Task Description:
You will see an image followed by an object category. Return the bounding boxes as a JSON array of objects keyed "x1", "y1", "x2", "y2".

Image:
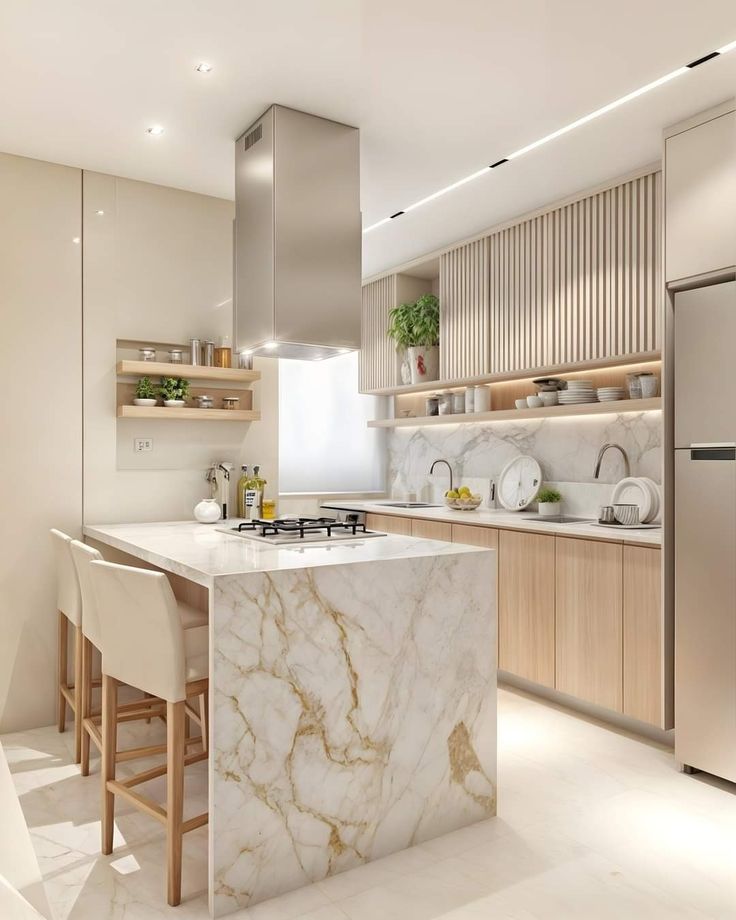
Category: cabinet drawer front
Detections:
[
  {"x1": 556, "y1": 536, "x2": 623, "y2": 711},
  {"x1": 365, "y1": 513, "x2": 412, "y2": 536},
  {"x1": 498, "y1": 530, "x2": 555, "y2": 687},
  {"x1": 451, "y1": 524, "x2": 498, "y2": 549},
  {"x1": 623, "y1": 545, "x2": 663, "y2": 726},
  {"x1": 411, "y1": 519, "x2": 452, "y2": 542}
]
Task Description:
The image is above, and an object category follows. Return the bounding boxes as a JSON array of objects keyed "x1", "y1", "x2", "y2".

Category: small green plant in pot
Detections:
[
  {"x1": 387, "y1": 293, "x2": 440, "y2": 384},
  {"x1": 159, "y1": 377, "x2": 190, "y2": 407},
  {"x1": 536, "y1": 487, "x2": 562, "y2": 517},
  {"x1": 133, "y1": 376, "x2": 158, "y2": 407}
]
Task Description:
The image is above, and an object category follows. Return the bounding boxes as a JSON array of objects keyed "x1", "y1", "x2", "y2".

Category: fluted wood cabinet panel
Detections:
[
  {"x1": 359, "y1": 275, "x2": 398, "y2": 392},
  {"x1": 440, "y1": 238, "x2": 490, "y2": 378},
  {"x1": 489, "y1": 217, "x2": 548, "y2": 373},
  {"x1": 548, "y1": 171, "x2": 661, "y2": 365}
]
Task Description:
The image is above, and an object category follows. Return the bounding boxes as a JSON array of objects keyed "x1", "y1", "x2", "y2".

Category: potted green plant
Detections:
[
  {"x1": 159, "y1": 376, "x2": 190, "y2": 407},
  {"x1": 133, "y1": 376, "x2": 158, "y2": 407},
  {"x1": 387, "y1": 293, "x2": 440, "y2": 384},
  {"x1": 536, "y1": 487, "x2": 562, "y2": 517}
]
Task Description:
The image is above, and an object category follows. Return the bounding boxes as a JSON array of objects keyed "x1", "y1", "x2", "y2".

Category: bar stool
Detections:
[
  {"x1": 70, "y1": 540, "x2": 209, "y2": 777},
  {"x1": 50, "y1": 529, "x2": 83, "y2": 763},
  {"x1": 90, "y1": 559, "x2": 209, "y2": 907}
]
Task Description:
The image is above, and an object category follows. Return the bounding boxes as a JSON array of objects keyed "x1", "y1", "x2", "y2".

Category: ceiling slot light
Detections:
[
  {"x1": 686, "y1": 51, "x2": 720, "y2": 68},
  {"x1": 195, "y1": 62, "x2": 212, "y2": 73},
  {"x1": 363, "y1": 37, "x2": 736, "y2": 234},
  {"x1": 146, "y1": 125, "x2": 165, "y2": 136}
]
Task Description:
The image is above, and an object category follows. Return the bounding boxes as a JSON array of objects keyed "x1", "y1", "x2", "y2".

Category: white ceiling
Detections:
[{"x1": 1, "y1": 1, "x2": 736, "y2": 277}]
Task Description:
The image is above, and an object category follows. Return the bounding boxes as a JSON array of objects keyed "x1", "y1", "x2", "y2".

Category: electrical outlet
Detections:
[{"x1": 134, "y1": 438, "x2": 153, "y2": 453}]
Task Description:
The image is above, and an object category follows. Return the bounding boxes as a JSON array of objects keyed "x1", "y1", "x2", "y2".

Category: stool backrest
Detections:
[
  {"x1": 89, "y1": 560, "x2": 187, "y2": 702},
  {"x1": 69, "y1": 541, "x2": 103, "y2": 649},
  {"x1": 49, "y1": 529, "x2": 82, "y2": 627}
]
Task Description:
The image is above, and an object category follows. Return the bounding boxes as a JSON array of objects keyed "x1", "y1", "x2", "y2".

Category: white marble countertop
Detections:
[
  {"x1": 322, "y1": 500, "x2": 662, "y2": 546},
  {"x1": 83, "y1": 520, "x2": 486, "y2": 586}
]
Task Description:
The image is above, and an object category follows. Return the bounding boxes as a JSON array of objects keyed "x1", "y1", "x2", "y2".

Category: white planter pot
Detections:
[
  {"x1": 194, "y1": 499, "x2": 221, "y2": 523},
  {"x1": 133, "y1": 398, "x2": 157, "y2": 407},
  {"x1": 406, "y1": 345, "x2": 439, "y2": 384},
  {"x1": 163, "y1": 399, "x2": 186, "y2": 407},
  {"x1": 537, "y1": 501, "x2": 561, "y2": 517}
]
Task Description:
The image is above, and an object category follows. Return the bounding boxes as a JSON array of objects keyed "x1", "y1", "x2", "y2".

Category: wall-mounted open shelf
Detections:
[
  {"x1": 117, "y1": 405, "x2": 260, "y2": 422},
  {"x1": 368, "y1": 397, "x2": 661, "y2": 428},
  {"x1": 116, "y1": 360, "x2": 260, "y2": 384}
]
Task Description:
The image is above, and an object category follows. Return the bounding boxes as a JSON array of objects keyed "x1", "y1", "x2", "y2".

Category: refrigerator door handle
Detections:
[{"x1": 689, "y1": 447, "x2": 736, "y2": 461}]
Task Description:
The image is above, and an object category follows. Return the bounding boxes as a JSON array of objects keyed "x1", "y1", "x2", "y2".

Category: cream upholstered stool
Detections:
[
  {"x1": 90, "y1": 559, "x2": 208, "y2": 907},
  {"x1": 50, "y1": 529, "x2": 83, "y2": 763}
]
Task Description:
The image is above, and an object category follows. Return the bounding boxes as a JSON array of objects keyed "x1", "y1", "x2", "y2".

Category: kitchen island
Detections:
[{"x1": 84, "y1": 521, "x2": 497, "y2": 917}]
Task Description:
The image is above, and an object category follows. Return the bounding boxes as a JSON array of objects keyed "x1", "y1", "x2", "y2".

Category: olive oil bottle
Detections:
[{"x1": 237, "y1": 465, "x2": 249, "y2": 519}]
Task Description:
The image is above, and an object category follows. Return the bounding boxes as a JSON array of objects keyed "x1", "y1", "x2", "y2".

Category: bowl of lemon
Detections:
[{"x1": 445, "y1": 486, "x2": 483, "y2": 511}]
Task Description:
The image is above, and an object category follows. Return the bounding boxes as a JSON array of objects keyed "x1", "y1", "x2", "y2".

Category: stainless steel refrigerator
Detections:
[{"x1": 674, "y1": 279, "x2": 736, "y2": 781}]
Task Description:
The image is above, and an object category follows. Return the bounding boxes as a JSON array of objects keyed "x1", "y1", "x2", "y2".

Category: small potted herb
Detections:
[
  {"x1": 387, "y1": 293, "x2": 440, "y2": 384},
  {"x1": 133, "y1": 376, "x2": 158, "y2": 407},
  {"x1": 159, "y1": 376, "x2": 190, "y2": 407},
  {"x1": 536, "y1": 487, "x2": 562, "y2": 517}
]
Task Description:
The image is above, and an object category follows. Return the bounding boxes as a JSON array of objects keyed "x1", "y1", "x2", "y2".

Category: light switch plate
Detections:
[{"x1": 134, "y1": 437, "x2": 153, "y2": 453}]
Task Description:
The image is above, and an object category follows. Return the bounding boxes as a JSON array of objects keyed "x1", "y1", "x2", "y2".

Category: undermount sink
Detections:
[
  {"x1": 377, "y1": 501, "x2": 442, "y2": 508},
  {"x1": 520, "y1": 514, "x2": 595, "y2": 524}
]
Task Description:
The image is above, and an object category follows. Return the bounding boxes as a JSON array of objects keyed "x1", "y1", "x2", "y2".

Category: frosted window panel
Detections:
[{"x1": 279, "y1": 352, "x2": 387, "y2": 493}]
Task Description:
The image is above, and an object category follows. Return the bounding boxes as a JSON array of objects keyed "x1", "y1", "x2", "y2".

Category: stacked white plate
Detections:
[
  {"x1": 597, "y1": 386, "x2": 626, "y2": 402},
  {"x1": 610, "y1": 476, "x2": 661, "y2": 523},
  {"x1": 559, "y1": 380, "x2": 598, "y2": 404}
]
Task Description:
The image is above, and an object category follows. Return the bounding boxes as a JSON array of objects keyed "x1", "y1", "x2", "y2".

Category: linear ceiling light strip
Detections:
[{"x1": 363, "y1": 42, "x2": 733, "y2": 234}]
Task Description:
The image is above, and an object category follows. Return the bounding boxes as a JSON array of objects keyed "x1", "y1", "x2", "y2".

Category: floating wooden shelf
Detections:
[
  {"x1": 117, "y1": 405, "x2": 260, "y2": 422},
  {"x1": 117, "y1": 360, "x2": 260, "y2": 384},
  {"x1": 368, "y1": 397, "x2": 662, "y2": 428}
]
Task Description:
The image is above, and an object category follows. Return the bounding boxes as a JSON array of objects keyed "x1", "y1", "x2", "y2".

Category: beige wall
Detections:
[{"x1": 0, "y1": 153, "x2": 82, "y2": 732}]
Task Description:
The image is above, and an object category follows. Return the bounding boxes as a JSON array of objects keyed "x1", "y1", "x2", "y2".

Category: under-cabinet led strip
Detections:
[{"x1": 363, "y1": 41, "x2": 735, "y2": 233}]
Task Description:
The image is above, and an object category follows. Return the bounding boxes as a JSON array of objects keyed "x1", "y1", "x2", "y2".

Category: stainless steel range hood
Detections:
[{"x1": 234, "y1": 105, "x2": 361, "y2": 360}]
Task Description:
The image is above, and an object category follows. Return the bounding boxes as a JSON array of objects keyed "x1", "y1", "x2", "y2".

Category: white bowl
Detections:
[
  {"x1": 515, "y1": 398, "x2": 528, "y2": 409},
  {"x1": 539, "y1": 392, "x2": 559, "y2": 406},
  {"x1": 526, "y1": 395, "x2": 543, "y2": 408}
]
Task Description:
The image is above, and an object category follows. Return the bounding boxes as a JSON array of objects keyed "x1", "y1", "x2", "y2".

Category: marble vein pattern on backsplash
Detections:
[
  {"x1": 389, "y1": 410, "x2": 662, "y2": 495},
  {"x1": 211, "y1": 552, "x2": 496, "y2": 915}
]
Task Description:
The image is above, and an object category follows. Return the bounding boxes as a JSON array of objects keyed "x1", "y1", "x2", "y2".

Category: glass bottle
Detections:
[{"x1": 237, "y1": 465, "x2": 249, "y2": 519}]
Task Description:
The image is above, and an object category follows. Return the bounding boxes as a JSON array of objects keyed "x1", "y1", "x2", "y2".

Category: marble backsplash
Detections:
[{"x1": 388, "y1": 409, "x2": 662, "y2": 500}]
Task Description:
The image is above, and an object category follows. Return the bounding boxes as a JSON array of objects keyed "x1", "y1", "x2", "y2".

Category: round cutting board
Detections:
[{"x1": 498, "y1": 455, "x2": 543, "y2": 511}]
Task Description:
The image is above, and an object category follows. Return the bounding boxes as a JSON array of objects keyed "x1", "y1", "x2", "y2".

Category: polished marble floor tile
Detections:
[{"x1": 2, "y1": 687, "x2": 735, "y2": 920}]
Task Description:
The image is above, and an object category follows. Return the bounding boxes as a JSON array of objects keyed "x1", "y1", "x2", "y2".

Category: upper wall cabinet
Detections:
[
  {"x1": 665, "y1": 105, "x2": 736, "y2": 284},
  {"x1": 359, "y1": 275, "x2": 398, "y2": 392},
  {"x1": 440, "y1": 238, "x2": 491, "y2": 379}
]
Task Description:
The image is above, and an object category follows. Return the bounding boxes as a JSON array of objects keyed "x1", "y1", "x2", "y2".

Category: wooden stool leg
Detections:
[
  {"x1": 73, "y1": 625, "x2": 83, "y2": 764},
  {"x1": 198, "y1": 692, "x2": 208, "y2": 753},
  {"x1": 101, "y1": 675, "x2": 118, "y2": 855},
  {"x1": 57, "y1": 612, "x2": 68, "y2": 733},
  {"x1": 166, "y1": 700, "x2": 185, "y2": 907},
  {"x1": 80, "y1": 637, "x2": 93, "y2": 776}
]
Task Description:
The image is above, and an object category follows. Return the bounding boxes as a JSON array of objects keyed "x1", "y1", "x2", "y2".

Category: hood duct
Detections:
[{"x1": 234, "y1": 105, "x2": 361, "y2": 360}]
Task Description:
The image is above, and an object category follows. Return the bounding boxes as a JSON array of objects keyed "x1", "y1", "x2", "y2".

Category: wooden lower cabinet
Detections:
[
  {"x1": 623, "y1": 545, "x2": 663, "y2": 726},
  {"x1": 411, "y1": 519, "x2": 452, "y2": 541},
  {"x1": 451, "y1": 523, "x2": 498, "y2": 550},
  {"x1": 556, "y1": 537, "x2": 623, "y2": 712},
  {"x1": 498, "y1": 530, "x2": 555, "y2": 687},
  {"x1": 365, "y1": 512, "x2": 412, "y2": 536}
]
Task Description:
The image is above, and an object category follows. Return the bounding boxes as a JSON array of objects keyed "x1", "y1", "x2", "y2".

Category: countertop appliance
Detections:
[
  {"x1": 674, "y1": 279, "x2": 736, "y2": 782},
  {"x1": 216, "y1": 516, "x2": 387, "y2": 546},
  {"x1": 234, "y1": 105, "x2": 361, "y2": 360}
]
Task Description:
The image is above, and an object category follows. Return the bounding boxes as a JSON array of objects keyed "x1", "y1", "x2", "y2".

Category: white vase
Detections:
[
  {"x1": 407, "y1": 345, "x2": 439, "y2": 384},
  {"x1": 537, "y1": 501, "x2": 561, "y2": 517},
  {"x1": 194, "y1": 499, "x2": 221, "y2": 523},
  {"x1": 133, "y1": 398, "x2": 157, "y2": 407}
]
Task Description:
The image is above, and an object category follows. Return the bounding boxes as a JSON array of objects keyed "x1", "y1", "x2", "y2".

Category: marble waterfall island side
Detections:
[{"x1": 212, "y1": 548, "x2": 496, "y2": 915}]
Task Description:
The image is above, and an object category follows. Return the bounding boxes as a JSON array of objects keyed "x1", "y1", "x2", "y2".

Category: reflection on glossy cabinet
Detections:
[
  {"x1": 498, "y1": 530, "x2": 555, "y2": 687},
  {"x1": 556, "y1": 537, "x2": 623, "y2": 712},
  {"x1": 411, "y1": 519, "x2": 452, "y2": 542},
  {"x1": 623, "y1": 545, "x2": 663, "y2": 726},
  {"x1": 365, "y1": 513, "x2": 412, "y2": 536}
]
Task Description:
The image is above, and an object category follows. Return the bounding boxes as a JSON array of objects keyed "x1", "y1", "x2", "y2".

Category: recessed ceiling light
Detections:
[
  {"x1": 195, "y1": 62, "x2": 212, "y2": 73},
  {"x1": 146, "y1": 125, "x2": 165, "y2": 137},
  {"x1": 363, "y1": 38, "x2": 736, "y2": 233},
  {"x1": 95, "y1": 210, "x2": 104, "y2": 216}
]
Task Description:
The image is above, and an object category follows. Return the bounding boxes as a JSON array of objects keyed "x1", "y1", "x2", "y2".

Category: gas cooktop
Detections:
[{"x1": 215, "y1": 516, "x2": 387, "y2": 545}]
